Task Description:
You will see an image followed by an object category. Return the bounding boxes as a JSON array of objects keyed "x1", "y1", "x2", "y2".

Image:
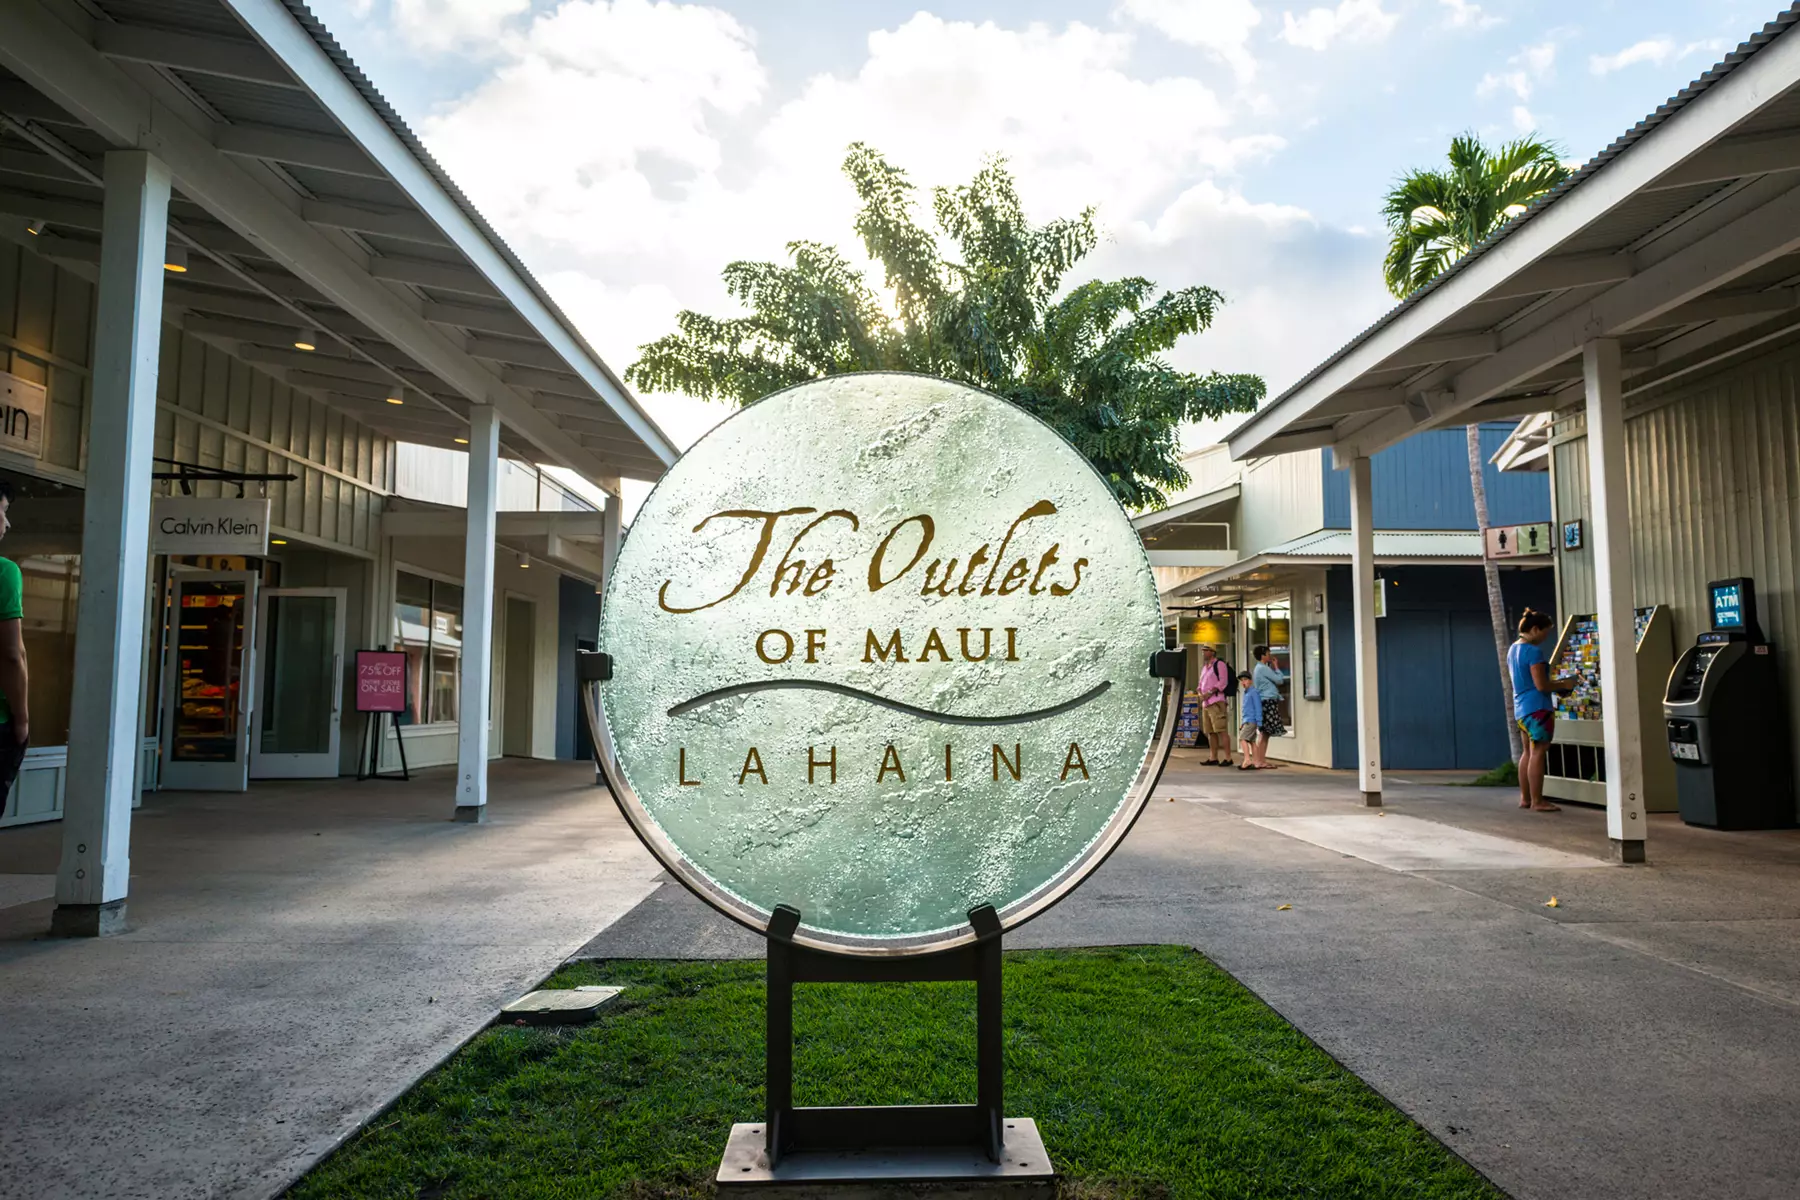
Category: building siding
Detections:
[
  {"x1": 155, "y1": 329, "x2": 392, "y2": 557},
  {"x1": 1552, "y1": 337, "x2": 1800, "y2": 805},
  {"x1": 1326, "y1": 564, "x2": 1554, "y2": 769},
  {"x1": 1322, "y1": 424, "x2": 1551, "y2": 530},
  {"x1": 1239, "y1": 448, "x2": 1325, "y2": 553}
]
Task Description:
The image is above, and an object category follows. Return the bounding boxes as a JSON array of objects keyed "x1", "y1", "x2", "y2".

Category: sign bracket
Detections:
[{"x1": 762, "y1": 901, "x2": 1007, "y2": 1168}]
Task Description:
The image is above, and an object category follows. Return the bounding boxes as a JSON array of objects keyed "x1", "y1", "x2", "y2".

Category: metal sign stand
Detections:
[
  {"x1": 355, "y1": 710, "x2": 410, "y2": 781},
  {"x1": 582, "y1": 646, "x2": 1187, "y2": 1194},
  {"x1": 762, "y1": 903, "x2": 1006, "y2": 1166}
]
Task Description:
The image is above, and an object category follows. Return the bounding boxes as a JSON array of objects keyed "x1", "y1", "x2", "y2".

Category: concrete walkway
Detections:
[
  {"x1": 579, "y1": 751, "x2": 1800, "y2": 1200},
  {"x1": 0, "y1": 761, "x2": 660, "y2": 1200}
]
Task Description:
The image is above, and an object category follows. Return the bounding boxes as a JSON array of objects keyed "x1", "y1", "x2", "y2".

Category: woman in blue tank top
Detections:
[{"x1": 1508, "y1": 609, "x2": 1575, "y2": 813}]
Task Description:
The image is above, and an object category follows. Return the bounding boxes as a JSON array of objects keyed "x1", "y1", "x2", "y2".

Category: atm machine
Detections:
[{"x1": 1663, "y1": 577, "x2": 1795, "y2": 829}]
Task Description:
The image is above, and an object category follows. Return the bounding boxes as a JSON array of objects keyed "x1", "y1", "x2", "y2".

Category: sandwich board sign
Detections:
[{"x1": 589, "y1": 373, "x2": 1171, "y2": 955}]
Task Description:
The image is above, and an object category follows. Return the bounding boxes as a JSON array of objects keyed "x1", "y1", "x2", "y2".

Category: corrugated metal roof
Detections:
[
  {"x1": 1257, "y1": 3, "x2": 1800, "y2": 415},
  {"x1": 1263, "y1": 530, "x2": 1483, "y2": 559}
]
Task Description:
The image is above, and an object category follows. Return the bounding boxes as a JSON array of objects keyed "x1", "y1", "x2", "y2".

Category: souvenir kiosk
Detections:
[{"x1": 1542, "y1": 606, "x2": 1678, "y2": 811}]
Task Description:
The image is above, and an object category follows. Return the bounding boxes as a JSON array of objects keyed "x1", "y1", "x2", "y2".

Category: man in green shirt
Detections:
[{"x1": 0, "y1": 480, "x2": 29, "y2": 806}]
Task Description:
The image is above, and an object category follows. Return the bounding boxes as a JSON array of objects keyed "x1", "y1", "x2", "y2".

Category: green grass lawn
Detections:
[{"x1": 289, "y1": 947, "x2": 1501, "y2": 1200}]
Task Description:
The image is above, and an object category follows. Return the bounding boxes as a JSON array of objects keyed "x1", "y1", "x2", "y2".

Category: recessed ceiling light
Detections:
[
  {"x1": 270, "y1": 538, "x2": 288, "y2": 546},
  {"x1": 454, "y1": 437, "x2": 468, "y2": 444},
  {"x1": 163, "y1": 245, "x2": 189, "y2": 273},
  {"x1": 385, "y1": 396, "x2": 403, "y2": 405}
]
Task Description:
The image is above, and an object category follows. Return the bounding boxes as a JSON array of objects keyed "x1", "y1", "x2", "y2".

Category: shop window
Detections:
[{"x1": 393, "y1": 570, "x2": 462, "y2": 725}]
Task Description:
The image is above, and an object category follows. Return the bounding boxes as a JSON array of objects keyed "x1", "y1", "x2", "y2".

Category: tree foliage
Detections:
[
  {"x1": 1381, "y1": 132, "x2": 1573, "y2": 299},
  {"x1": 627, "y1": 144, "x2": 1265, "y2": 510}
]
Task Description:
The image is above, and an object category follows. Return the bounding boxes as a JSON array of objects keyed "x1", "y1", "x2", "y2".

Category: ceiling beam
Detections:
[
  {"x1": 215, "y1": 122, "x2": 384, "y2": 178},
  {"x1": 1647, "y1": 130, "x2": 1800, "y2": 192},
  {"x1": 368, "y1": 253, "x2": 502, "y2": 298},
  {"x1": 464, "y1": 335, "x2": 568, "y2": 371},
  {"x1": 184, "y1": 312, "x2": 310, "y2": 344},
  {"x1": 164, "y1": 280, "x2": 306, "y2": 326},
  {"x1": 286, "y1": 371, "x2": 406, "y2": 400},
  {"x1": 235, "y1": 344, "x2": 393, "y2": 380},
  {"x1": 1479, "y1": 251, "x2": 1635, "y2": 300},
  {"x1": 95, "y1": 24, "x2": 300, "y2": 90},
  {"x1": 0, "y1": 81, "x2": 83, "y2": 126},
  {"x1": 1376, "y1": 331, "x2": 1499, "y2": 369},
  {"x1": 499, "y1": 365, "x2": 594, "y2": 396},
  {"x1": 1306, "y1": 386, "x2": 1404, "y2": 419},
  {"x1": 301, "y1": 199, "x2": 450, "y2": 245},
  {"x1": 422, "y1": 300, "x2": 536, "y2": 338},
  {"x1": 1632, "y1": 286, "x2": 1800, "y2": 329},
  {"x1": 0, "y1": 147, "x2": 82, "y2": 183}
]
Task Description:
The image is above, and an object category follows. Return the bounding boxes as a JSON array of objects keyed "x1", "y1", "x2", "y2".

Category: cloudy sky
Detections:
[{"x1": 311, "y1": 0, "x2": 1772, "y2": 458}]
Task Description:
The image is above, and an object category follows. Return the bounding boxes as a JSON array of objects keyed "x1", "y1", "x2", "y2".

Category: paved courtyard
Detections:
[
  {"x1": 582, "y1": 751, "x2": 1800, "y2": 1200},
  {"x1": 6, "y1": 752, "x2": 1800, "y2": 1200},
  {"x1": 0, "y1": 761, "x2": 660, "y2": 1200}
]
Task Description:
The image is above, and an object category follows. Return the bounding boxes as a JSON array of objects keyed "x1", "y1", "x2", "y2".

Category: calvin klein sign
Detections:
[
  {"x1": 151, "y1": 497, "x2": 273, "y2": 557},
  {"x1": 0, "y1": 370, "x2": 47, "y2": 460}
]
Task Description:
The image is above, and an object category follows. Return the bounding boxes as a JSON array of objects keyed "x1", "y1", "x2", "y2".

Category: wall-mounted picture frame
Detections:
[
  {"x1": 1562, "y1": 519, "x2": 1584, "y2": 551},
  {"x1": 1301, "y1": 624, "x2": 1325, "y2": 701}
]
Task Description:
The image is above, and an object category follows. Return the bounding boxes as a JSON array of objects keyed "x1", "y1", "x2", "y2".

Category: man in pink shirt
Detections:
[{"x1": 1197, "y1": 644, "x2": 1233, "y2": 767}]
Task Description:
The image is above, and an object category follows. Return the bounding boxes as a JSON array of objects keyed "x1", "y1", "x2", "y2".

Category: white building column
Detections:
[
  {"x1": 52, "y1": 151, "x2": 171, "y2": 936},
  {"x1": 601, "y1": 490, "x2": 622, "y2": 585},
  {"x1": 1584, "y1": 339, "x2": 1647, "y2": 863},
  {"x1": 455, "y1": 404, "x2": 501, "y2": 822},
  {"x1": 1349, "y1": 454, "x2": 1383, "y2": 807}
]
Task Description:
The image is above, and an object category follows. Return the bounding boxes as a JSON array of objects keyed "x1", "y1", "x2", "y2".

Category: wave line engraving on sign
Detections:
[{"x1": 668, "y1": 679, "x2": 1112, "y2": 726}]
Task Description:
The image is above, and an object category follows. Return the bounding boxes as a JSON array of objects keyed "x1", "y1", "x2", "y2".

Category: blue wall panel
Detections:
[
  {"x1": 1326, "y1": 565, "x2": 1556, "y2": 769},
  {"x1": 1321, "y1": 423, "x2": 1551, "y2": 530},
  {"x1": 556, "y1": 575, "x2": 602, "y2": 761}
]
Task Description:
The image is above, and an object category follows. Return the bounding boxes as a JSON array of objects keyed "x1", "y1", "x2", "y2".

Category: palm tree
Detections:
[
  {"x1": 1382, "y1": 133, "x2": 1573, "y2": 765},
  {"x1": 1382, "y1": 133, "x2": 1572, "y2": 299}
]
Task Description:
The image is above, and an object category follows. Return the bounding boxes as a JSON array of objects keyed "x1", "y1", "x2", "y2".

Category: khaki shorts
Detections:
[{"x1": 1201, "y1": 702, "x2": 1231, "y2": 734}]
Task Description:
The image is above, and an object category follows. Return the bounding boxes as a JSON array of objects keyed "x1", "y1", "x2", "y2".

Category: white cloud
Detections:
[
  {"x1": 414, "y1": 5, "x2": 1379, "y2": 454},
  {"x1": 1477, "y1": 40, "x2": 1555, "y2": 100},
  {"x1": 1115, "y1": 0, "x2": 1263, "y2": 80},
  {"x1": 1589, "y1": 37, "x2": 1728, "y2": 76},
  {"x1": 1437, "y1": 0, "x2": 1500, "y2": 32},
  {"x1": 1279, "y1": 0, "x2": 1398, "y2": 52},
  {"x1": 1511, "y1": 104, "x2": 1535, "y2": 133},
  {"x1": 391, "y1": 0, "x2": 530, "y2": 53}
]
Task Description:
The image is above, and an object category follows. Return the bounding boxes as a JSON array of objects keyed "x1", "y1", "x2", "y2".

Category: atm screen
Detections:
[{"x1": 1713, "y1": 583, "x2": 1745, "y2": 630}]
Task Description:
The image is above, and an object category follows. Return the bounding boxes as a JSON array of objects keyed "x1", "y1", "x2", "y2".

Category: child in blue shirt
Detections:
[{"x1": 1236, "y1": 672, "x2": 1262, "y2": 771}]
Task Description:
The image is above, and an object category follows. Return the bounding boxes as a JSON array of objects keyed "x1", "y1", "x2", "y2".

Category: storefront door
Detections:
[
  {"x1": 250, "y1": 588, "x2": 347, "y2": 780},
  {"x1": 161, "y1": 571, "x2": 258, "y2": 792}
]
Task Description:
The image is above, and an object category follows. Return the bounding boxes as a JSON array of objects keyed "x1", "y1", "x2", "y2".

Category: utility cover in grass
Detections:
[{"x1": 290, "y1": 947, "x2": 1501, "y2": 1200}]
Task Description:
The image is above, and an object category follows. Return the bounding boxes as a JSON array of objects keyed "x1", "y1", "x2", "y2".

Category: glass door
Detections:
[
  {"x1": 251, "y1": 588, "x2": 347, "y2": 780},
  {"x1": 161, "y1": 571, "x2": 258, "y2": 791}
]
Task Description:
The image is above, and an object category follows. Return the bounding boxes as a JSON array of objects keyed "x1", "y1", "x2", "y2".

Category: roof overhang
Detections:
[
  {"x1": 0, "y1": 0, "x2": 677, "y2": 492},
  {"x1": 382, "y1": 499, "x2": 607, "y2": 580},
  {"x1": 1230, "y1": 8, "x2": 1800, "y2": 465}
]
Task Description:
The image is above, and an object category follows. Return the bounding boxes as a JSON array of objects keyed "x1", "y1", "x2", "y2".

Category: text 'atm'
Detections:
[{"x1": 1663, "y1": 577, "x2": 1794, "y2": 829}]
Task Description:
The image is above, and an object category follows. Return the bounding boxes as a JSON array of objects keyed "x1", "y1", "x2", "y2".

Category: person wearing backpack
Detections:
[{"x1": 1197, "y1": 644, "x2": 1234, "y2": 766}]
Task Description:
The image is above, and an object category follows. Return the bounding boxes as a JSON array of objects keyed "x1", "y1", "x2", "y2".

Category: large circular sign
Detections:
[{"x1": 595, "y1": 373, "x2": 1166, "y2": 953}]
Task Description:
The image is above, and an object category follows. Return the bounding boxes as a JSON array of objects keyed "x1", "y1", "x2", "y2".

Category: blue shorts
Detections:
[{"x1": 1517, "y1": 710, "x2": 1555, "y2": 745}]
